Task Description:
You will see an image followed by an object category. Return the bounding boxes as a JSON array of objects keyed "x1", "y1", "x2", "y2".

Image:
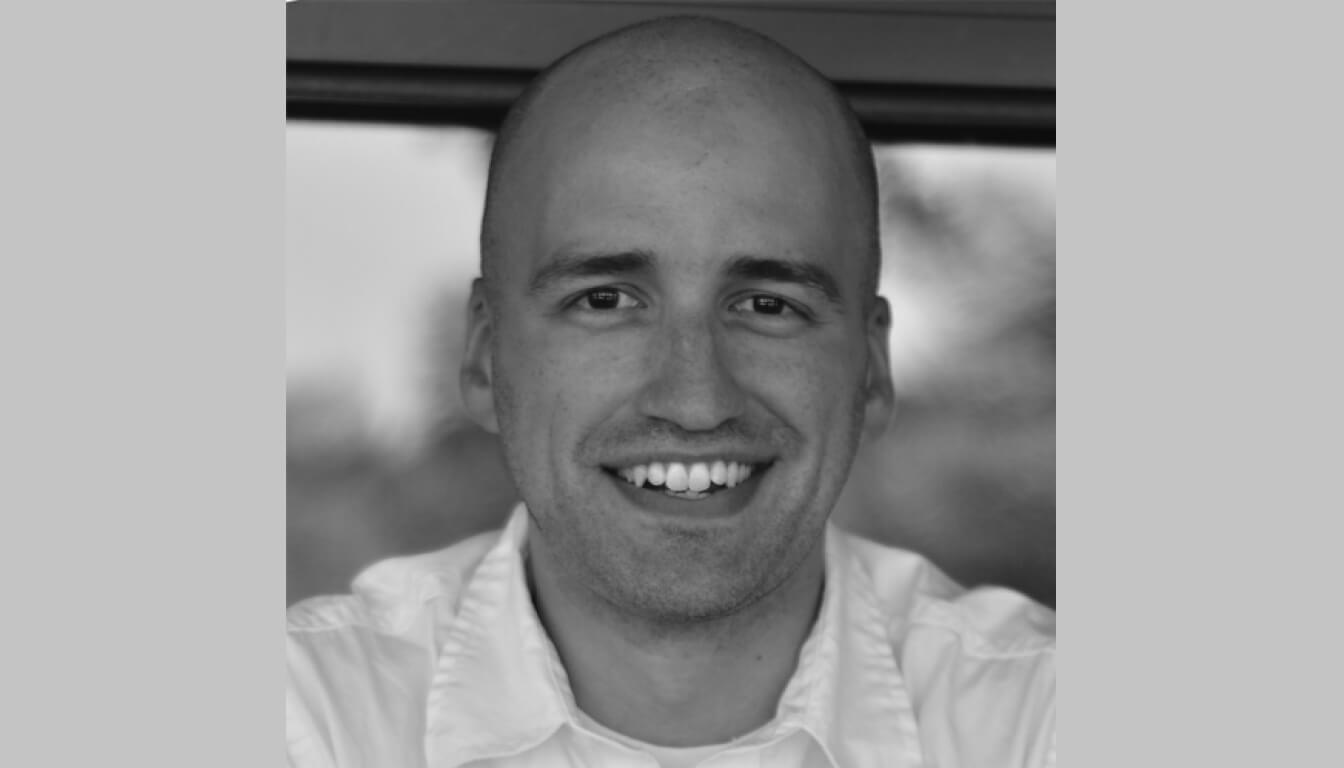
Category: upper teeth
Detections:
[{"x1": 617, "y1": 460, "x2": 755, "y2": 492}]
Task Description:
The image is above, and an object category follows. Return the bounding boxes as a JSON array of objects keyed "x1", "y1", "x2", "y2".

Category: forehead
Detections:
[{"x1": 506, "y1": 92, "x2": 866, "y2": 287}]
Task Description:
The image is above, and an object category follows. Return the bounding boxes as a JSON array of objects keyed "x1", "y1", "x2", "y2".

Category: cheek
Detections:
[
  {"x1": 495, "y1": 322, "x2": 648, "y2": 439},
  {"x1": 728, "y1": 334, "x2": 866, "y2": 432}
]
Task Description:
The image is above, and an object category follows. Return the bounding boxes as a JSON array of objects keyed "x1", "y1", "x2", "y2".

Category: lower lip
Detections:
[{"x1": 604, "y1": 466, "x2": 768, "y2": 521}]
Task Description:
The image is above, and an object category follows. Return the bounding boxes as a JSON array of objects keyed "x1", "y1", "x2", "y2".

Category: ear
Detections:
[
  {"x1": 862, "y1": 296, "x2": 896, "y2": 440},
  {"x1": 459, "y1": 278, "x2": 501, "y2": 434}
]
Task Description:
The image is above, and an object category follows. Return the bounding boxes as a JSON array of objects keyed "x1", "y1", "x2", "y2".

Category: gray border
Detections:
[
  {"x1": 1061, "y1": 1, "x2": 1342, "y2": 765},
  {"x1": 1, "y1": 2, "x2": 282, "y2": 765}
]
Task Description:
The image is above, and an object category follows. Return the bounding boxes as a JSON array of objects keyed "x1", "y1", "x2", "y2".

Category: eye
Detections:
[
  {"x1": 573, "y1": 287, "x2": 642, "y2": 311},
  {"x1": 728, "y1": 294, "x2": 795, "y2": 317}
]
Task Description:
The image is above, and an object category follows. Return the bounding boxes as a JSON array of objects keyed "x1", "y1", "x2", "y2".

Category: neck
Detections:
[{"x1": 526, "y1": 538, "x2": 826, "y2": 748}]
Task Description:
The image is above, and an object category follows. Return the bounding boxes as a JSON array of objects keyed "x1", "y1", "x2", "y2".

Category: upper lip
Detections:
[{"x1": 597, "y1": 450, "x2": 777, "y2": 469}]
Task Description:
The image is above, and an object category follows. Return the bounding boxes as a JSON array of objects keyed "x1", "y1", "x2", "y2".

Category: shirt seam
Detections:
[
  {"x1": 286, "y1": 594, "x2": 441, "y2": 635},
  {"x1": 288, "y1": 547, "x2": 486, "y2": 635},
  {"x1": 907, "y1": 616, "x2": 1056, "y2": 660}
]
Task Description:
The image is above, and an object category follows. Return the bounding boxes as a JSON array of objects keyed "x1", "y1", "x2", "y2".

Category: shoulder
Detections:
[
  {"x1": 286, "y1": 528, "x2": 506, "y2": 765},
  {"x1": 831, "y1": 526, "x2": 1054, "y2": 655},
  {"x1": 833, "y1": 527, "x2": 1056, "y2": 767},
  {"x1": 287, "y1": 527, "x2": 502, "y2": 637}
]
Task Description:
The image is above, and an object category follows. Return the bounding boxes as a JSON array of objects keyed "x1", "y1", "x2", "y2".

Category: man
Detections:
[{"x1": 288, "y1": 16, "x2": 1055, "y2": 768}]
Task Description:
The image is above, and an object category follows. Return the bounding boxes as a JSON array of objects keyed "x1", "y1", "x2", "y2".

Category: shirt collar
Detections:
[
  {"x1": 423, "y1": 504, "x2": 925, "y2": 768},
  {"x1": 793, "y1": 532, "x2": 927, "y2": 768},
  {"x1": 423, "y1": 507, "x2": 570, "y2": 767}
]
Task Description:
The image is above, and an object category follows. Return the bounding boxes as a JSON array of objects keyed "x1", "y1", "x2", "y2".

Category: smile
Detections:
[{"x1": 605, "y1": 460, "x2": 766, "y2": 500}]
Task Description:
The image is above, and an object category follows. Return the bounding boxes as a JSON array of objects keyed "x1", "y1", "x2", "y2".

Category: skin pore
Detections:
[{"x1": 460, "y1": 18, "x2": 894, "y2": 747}]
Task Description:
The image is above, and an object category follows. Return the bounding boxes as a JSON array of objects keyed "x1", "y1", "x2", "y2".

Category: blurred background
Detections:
[{"x1": 287, "y1": 1, "x2": 1056, "y2": 607}]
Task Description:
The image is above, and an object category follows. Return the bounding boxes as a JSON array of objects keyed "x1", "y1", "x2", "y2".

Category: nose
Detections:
[{"x1": 635, "y1": 315, "x2": 747, "y2": 431}]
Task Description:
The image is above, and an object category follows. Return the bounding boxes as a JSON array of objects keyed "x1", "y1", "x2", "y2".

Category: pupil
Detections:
[
  {"x1": 754, "y1": 296, "x2": 783, "y2": 314},
  {"x1": 588, "y1": 290, "x2": 619, "y2": 309}
]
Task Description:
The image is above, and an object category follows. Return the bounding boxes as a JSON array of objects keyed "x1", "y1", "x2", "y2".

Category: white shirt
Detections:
[{"x1": 287, "y1": 505, "x2": 1056, "y2": 768}]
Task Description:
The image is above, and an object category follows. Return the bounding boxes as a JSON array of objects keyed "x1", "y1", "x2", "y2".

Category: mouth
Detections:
[{"x1": 601, "y1": 459, "x2": 772, "y2": 502}]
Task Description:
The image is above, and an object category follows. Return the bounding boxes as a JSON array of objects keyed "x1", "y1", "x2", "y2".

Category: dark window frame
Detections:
[{"x1": 287, "y1": 1, "x2": 1055, "y2": 146}]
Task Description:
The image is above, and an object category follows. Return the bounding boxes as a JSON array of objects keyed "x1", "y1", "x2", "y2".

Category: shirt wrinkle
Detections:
[
  {"x1": 908, "y1": 592, "x2": 1056, "y2": 660},
  {"x1": 288, "y1": 503, "x2": 1056, "y2": 768}
]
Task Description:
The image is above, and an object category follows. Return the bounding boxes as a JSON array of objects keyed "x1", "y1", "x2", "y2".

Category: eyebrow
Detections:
[
  {"x1": 526, "y1": 250, "x2": 844, "y2": 306},
  {"x1": 527, "y1": 251, "x2": 655, "y2": 295},
  {"x1": 724, "y1": 255, "x2": 842, "y2": 305}
]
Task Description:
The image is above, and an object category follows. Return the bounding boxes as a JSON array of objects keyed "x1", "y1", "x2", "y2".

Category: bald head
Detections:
[
  {"x1": 479, "y1": 16, "x2": 880, "y2": 298},
  {"x1": 458, "y1": 16, "x2": 897, "y2": 637}
]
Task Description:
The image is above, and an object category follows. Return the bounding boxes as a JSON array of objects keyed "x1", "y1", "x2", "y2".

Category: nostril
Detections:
[{"x1": 635, "y1": 340, "x2": 747, "y2": 431}]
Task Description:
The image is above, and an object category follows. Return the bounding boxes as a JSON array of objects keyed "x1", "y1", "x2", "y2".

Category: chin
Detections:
[{"x1": 600, "y1": 569, "x2": 761, "y2": 625}]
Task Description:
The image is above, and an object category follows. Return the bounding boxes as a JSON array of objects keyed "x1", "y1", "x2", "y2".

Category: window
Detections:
[
  {"x1": 286, "y1": 1, "x2": 1056, "y2": 605},
  {"x1": 286, "y1": 122, "x2": 1055, "y2": 606}
]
